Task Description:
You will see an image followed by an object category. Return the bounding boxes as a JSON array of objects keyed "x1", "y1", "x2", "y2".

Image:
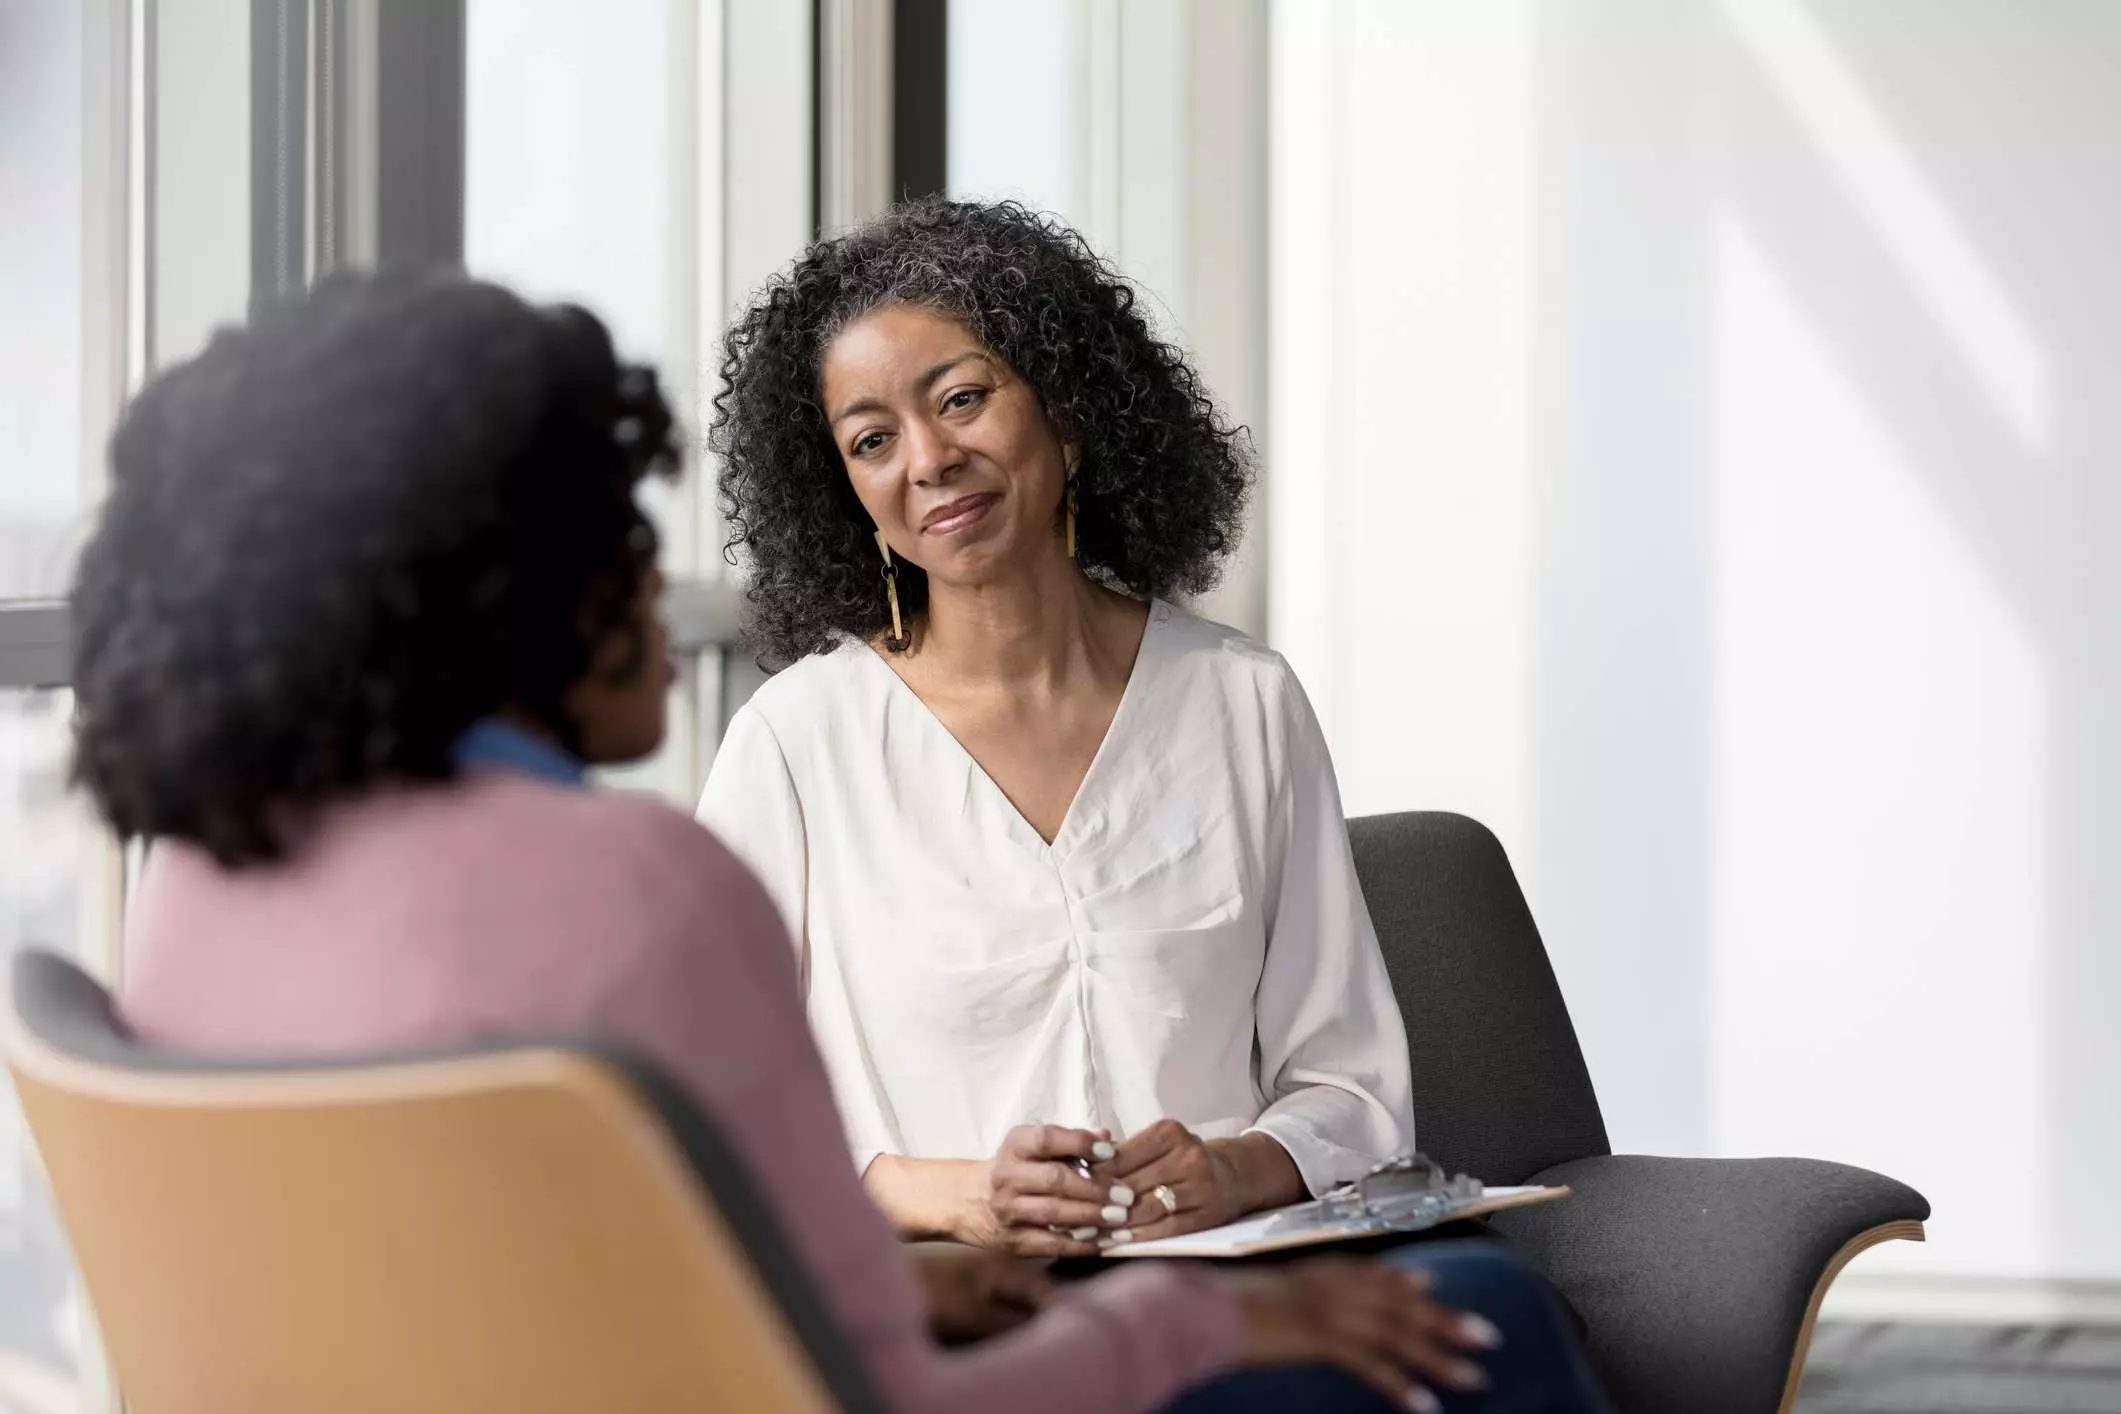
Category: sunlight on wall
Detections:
[
  {"x1": 1711, "y1": 217, "x2": 2048, "y2": 1278},
  {"x1": 1720, "y1": 0, "x2": 2049, "y2": 448},
  {"x1": 1268, "y1": 0, "x2": 2116, "y2": 1291}
]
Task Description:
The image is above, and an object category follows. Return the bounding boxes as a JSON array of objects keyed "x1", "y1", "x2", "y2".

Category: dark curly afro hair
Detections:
[
  {"x1": 712, "y1": 198, "x2": 1253, "y2": 666},
  {"x1": 70, "y1": 268, "x2": 679, "y2": 868}
]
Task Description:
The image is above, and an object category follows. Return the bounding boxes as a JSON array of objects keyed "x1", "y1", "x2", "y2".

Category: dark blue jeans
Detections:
[{"x1": 1158, "y1": 1240, "x2": 1611, "y2": 1414}]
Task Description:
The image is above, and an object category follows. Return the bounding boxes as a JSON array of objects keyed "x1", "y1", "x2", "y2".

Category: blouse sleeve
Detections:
[
  {"x1": 1243, "y1": 668, "x2": 1417, "y2": 1194},
  {"x1": 696, "y1": 702, "x2": 897, "y2": 1177},
  {"x1": 697, "y1": 705, "x2": 811, "y2": 986}
]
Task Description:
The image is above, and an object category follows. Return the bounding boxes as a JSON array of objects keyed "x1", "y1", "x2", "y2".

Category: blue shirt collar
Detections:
[{"x1": 452, "y1": 717, "x2": 586, "y2": 787}]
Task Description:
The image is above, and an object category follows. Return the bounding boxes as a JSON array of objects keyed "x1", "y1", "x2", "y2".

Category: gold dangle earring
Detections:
[
  {"x1": 1065, "y1": 471, "x2": 1080, "y2": 559},
  {"x1": 875, "y1": 531, "x2": 907, "y2": 646}
]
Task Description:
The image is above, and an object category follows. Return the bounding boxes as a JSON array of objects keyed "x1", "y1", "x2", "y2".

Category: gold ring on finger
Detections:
[{"x1": 1152, "y1": 1183, "x2": 1180, "y2": 1217}]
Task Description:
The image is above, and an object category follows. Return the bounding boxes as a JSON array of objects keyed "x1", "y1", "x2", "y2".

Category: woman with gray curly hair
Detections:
[
  {"x1": 703, "y1": 194, "x2": 1402, "y2": 1254},
  {"x1": 699, "y1": 202, "x2": 1610, "y2": 1411}
]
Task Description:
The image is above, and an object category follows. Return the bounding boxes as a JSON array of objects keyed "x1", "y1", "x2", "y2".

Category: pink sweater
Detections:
[{"x1": 120, "y1": 770, "x2": 1242, "y2": 1414}]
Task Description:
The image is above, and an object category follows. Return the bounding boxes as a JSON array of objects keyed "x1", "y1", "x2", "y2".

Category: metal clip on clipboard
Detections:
[{"x1": 1264, "y1": 1152, "x2": 1486, "y2": 1239}]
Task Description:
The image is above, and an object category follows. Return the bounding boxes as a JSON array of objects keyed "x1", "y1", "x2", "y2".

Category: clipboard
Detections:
[{"x1": 1104, "y1": 1184, "x2": 1570, "y2": 1259}]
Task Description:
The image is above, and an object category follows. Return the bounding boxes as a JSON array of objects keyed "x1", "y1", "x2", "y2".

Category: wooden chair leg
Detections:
[{"x1": 1775, "y1": 1220, "x2": 1928, "y2": 1414}]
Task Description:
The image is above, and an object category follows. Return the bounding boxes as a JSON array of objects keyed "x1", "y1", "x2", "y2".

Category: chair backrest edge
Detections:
[{"x1": 1348, "y1": 811, "x2": 1611, "y2": 1183}]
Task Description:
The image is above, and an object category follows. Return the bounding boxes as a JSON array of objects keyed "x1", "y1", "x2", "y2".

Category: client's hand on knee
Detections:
[{"x1": 1224, "y1": 1256, "x2": 1502, "y2": 1413}]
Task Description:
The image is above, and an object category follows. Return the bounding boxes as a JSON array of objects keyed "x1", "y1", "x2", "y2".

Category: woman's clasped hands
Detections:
[
  {"x1": 966, "y1": 1122, "x2": 1503, "y2": 1410},
  {"x1": 977, "y1": 1118, "x2": 1309, "y2": 1255},
  {"x1": 972, "y1": 1120, "x2": 1253, "y2": 1256}
]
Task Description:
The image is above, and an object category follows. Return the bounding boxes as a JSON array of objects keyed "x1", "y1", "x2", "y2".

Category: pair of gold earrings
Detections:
[{"x1": 875, "y1": 473, "x2": 1078, "y2": 648}]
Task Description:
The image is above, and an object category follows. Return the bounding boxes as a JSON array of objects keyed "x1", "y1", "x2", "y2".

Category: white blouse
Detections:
[{"x1": 696, "y1": 600, "x2": 1414, "y2": 1195}]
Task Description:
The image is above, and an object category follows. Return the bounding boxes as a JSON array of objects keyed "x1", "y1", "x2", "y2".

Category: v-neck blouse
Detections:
[{"x1": 697, "y1": 600, "x2": 1414, "y2": 1193}]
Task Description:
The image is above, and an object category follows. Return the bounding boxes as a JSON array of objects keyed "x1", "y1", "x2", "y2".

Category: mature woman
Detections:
[
  {"x1": 74, "y1": 271, "x2": 1607, "y2": 1413},
  {"x1": 700, "y1": 199, "x2": 1414, "y2": 1255}
]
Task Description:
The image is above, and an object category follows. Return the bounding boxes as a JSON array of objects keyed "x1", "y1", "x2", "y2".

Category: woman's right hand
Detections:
[
  {"x1": 1225, "y1": 1257, "x2": 1502, "y2": 1413},
  {"x1": 959, "y1": 1124, "x2": 1132, "y2": 1256}
]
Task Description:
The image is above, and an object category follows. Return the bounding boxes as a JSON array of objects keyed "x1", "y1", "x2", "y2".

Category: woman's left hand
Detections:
[{"x1": 1106, "y1": 1122, "x2": 1302, "y2": 1242}]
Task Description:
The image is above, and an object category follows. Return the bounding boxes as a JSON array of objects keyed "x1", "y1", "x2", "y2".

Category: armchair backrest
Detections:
[
  {"x1": 1348, "y1": 812, "x2": 1611, "y2": 1185},
  {"x1": 3, "y1": 950, "x2": 888, "y2": 1414}
]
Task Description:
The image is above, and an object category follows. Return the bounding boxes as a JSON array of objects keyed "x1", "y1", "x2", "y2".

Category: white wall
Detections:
[{"x1": 1271, "y1": 0, "x2": 2121, "y2": 1290}]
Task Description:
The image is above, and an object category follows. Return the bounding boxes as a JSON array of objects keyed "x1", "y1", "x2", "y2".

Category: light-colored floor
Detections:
[{"x1": 1794, "y1": 1322, "x2": 2121, "y2": 1414}]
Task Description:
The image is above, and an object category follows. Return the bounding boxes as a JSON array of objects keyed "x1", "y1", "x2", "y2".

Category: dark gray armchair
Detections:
[{"x1": 1349, "y1": 812, "x2": 1929, "y2": 1414}]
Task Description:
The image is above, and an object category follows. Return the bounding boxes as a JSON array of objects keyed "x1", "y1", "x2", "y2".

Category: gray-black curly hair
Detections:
[{"x1": 711, "y1": 198, "x2": 1252, "y2": 666}]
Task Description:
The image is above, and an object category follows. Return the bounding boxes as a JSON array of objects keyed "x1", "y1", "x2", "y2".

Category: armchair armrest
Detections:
[{"x1": 1490, "y1": 1155, "x2": 1929, "y2": 1414}]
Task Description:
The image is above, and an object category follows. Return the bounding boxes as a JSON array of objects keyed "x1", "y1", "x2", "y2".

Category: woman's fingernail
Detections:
[
  {"x1": 1101, "y1": 1205, "x2": 1128, "y2": 1224},
  {"x1": 1109, "y1": 1184, "x2": 1135, "y2": 1206},
  {"x1": 1091, "y1": 1140, "x2": 1117, "y2": 1161},
  {"x1": 1068, "y1": 1226, "x2": 1098, "y2": 1241},
  {"x1": 1405, "y1": 1387, "x2": 1441, "y2": 1414},
  {"x1": 1459, "y1": 1314, "x2": 1504, "y2": 1350},
  {"x1": 1104, "y1": 1229, "x2": 1133, "y2": 1245}
]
